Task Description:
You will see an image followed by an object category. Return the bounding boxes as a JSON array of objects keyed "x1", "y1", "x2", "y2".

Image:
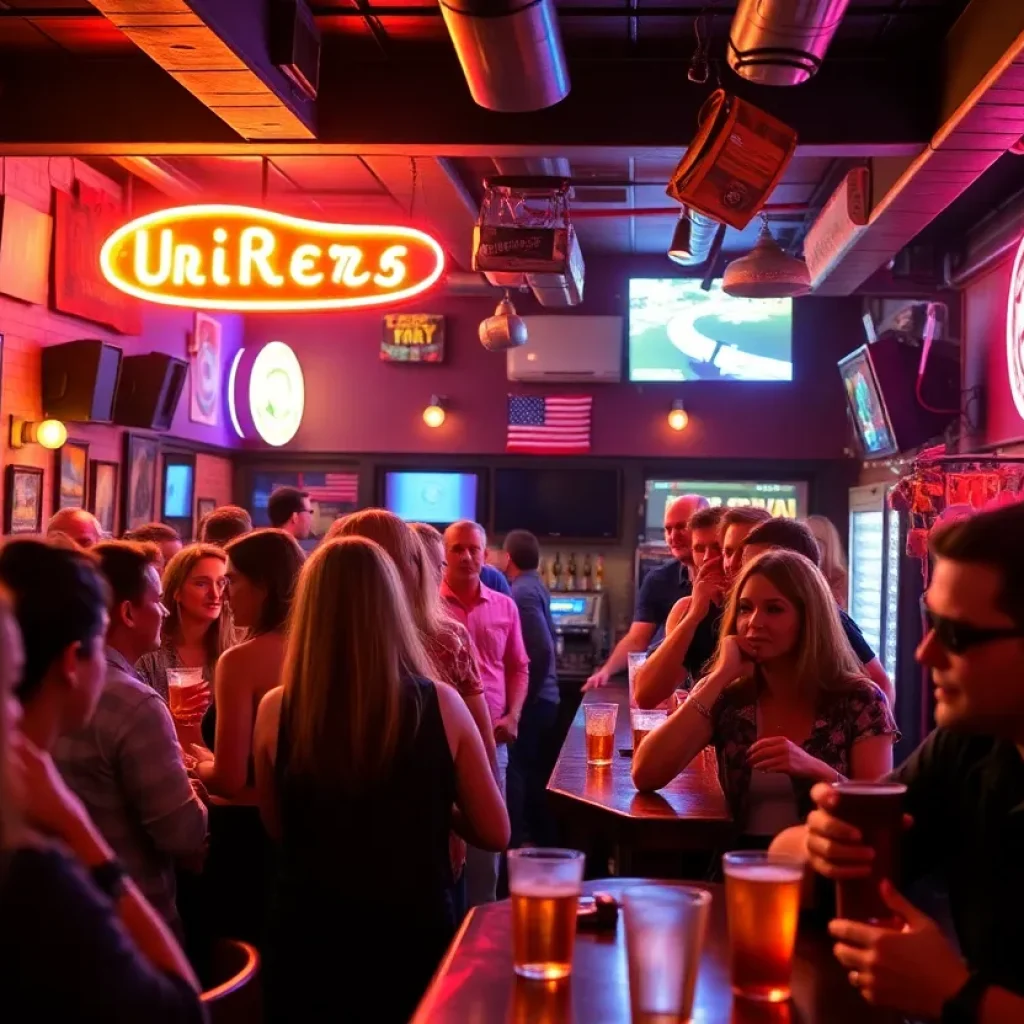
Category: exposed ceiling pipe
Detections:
[
  {"x1": 728, "y1": 0, "x2": 852, "y2": 86},
  {"x1": 445, "y1": 270, "x2": 504, "y2": 295},
  {"x1": 668, "y1": 209, "x2": 723, "y2": 266},
  {"x1": 571, "y1": 203, "x2": 809, "y2": 218},
  {"x1": 439, "y1": 0, "x2": 570, "y2": 112},
  {"x1": 944, "y1": 185, "x2": 1024, "y2": 288}
]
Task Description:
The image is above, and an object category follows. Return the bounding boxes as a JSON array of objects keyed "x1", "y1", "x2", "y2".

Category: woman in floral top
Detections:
[{"x1": 634, "y1": 549, "x2": 897, "y2": 842}]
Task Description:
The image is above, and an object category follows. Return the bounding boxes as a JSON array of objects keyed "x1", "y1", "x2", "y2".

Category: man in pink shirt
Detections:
[{"x1": 442, "y1": 520, "x2": 528, "y2": 906}]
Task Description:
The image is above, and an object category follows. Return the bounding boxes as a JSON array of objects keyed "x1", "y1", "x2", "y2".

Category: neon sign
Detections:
[
  {"x1": 228, "y1": 342, "x2": 305, "y2": 446},
  {"x1": 1007, "y1": 233, "x2": 1024, "y2": 422},
  {"x1": 99, "y1": 205, "x2": 446, "y2": 312}
]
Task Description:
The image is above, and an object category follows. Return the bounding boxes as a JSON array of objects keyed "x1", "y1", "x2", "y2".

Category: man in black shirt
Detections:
[{"x1": 778, "y1": 501, "x2": 1024, "y2": 1022}]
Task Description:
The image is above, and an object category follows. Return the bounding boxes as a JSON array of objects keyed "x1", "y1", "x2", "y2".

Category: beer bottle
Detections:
[
  {"x1": 567, "y1": 552, "x2": 577, "y2": 591},
  {"x1": 595, "y1": 555, "x2": 605, "y2": 591},
  {"x1": 552, "y1": 551, "x2": 563, "y2": 591},
  {"x1": 582, "y1": 554, "x2": 592, "y2": 592}
]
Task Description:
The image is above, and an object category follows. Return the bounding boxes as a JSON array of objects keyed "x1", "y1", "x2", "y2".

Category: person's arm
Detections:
[
  {"x1": 253, "y1": 686, "x2": 284, "y2": 840},
  {"x1": 196, "y1": 646, "x2": 255, "y2": 798},
  {"x1": 584, "y1": 620, "x2": 657, "y2": 690},
  {"x1": 633, "y1": 596, "x2": 694, "y2": 708},
  {"x1": 863, "y1": 658, "x2": 895, "y2": 707},
  {"x1": 839, "y1": 612, "x2": 895, "y2": 707},
  {"x1": 515, "y1": 587, "x2": 556, "y2": 704},
  {"x1": 464, "y1": 690, "x2": 499, "y2": 776},
  {"x1": 436, "y1": 682, "x2": 510, "y2": 851},
  {"x1": 501, "y1": 602, "x2": 529, "y2": 722},
  {"x1": 849, "y1": 733, "x2": 894, "y2": 779}
]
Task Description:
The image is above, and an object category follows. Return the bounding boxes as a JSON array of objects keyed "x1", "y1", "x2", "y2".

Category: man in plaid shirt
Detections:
[{"x1": 54, "y1": 541, "x2": 208, "y2": 934}]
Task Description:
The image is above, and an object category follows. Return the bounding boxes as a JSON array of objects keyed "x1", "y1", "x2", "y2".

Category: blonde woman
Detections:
[
  {"x1": 805, "y1": 515, "x2": 850, "y2": 610},
  {"x1": 253, "y1": 537, "x2": 508, "y2": 1023},
  {"x1": 633, "y1": 550, "x2": 896, "y2": 843}
]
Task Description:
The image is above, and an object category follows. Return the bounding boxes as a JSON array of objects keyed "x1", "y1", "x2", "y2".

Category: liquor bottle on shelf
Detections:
[
  {"x1": 595, "y1": 555, "x2": 605, "y2": 591},
  {"x1": 552, "y1": 551, "x2": 563, "y2": 591},
  {"x1": 538, "y1": 558, "x2": 546, "y2": 587},
  {"x1": 567, "y1": 552, "x2": 577, "y2": 591},
  {"x1": 581, "y1": 554, "x2": 592, "y2": 592}
]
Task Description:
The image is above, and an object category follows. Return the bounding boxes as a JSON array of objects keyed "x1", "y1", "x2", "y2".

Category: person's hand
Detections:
[
  {"x1": 691, "y1": 557, "x2": 727, "y2": 616},
  {"x1": 494, "y1": 713, "x2": 519, "y2": 744},
  {"x1": 583, "y1": 667, "x2": 610, "y2": 692},
  {"x1": 713, "y1": 635, "x2": 756, "y2": 682},
  {"x1": 190, "y1": 744, "x2": 214, "y2": 765},
  {"x1": 11, "y1": 733, "x2": 89, "y2": 841},
  {"x1": 747, "y1": 737, "x2": 834, "y2": 780},
  {"x1": 829, "y1": 880, "x2": 970, "y2": 1017}
]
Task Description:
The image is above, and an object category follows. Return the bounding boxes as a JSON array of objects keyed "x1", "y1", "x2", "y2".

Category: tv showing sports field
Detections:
[{"x1": 629, "y1": 278, "x2": 793, "y2": 382}]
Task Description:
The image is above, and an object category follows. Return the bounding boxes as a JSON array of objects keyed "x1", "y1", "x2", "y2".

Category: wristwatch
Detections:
[
  {"x1": 941, "y1": 973, "x2": 989, "y2": 1024},
  {"x1": 89, "y1": 858, "x2": 128, "y2": 902}
]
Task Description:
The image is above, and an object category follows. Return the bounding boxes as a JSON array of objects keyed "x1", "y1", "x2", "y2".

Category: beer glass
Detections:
[
  {"x1": 623, "y1": 885, "x2": 711, "y2": 1023},
  {"x1": 166, "y1": 667, "x2": 205, "y2": 725},
  {"x1": 831, "y1": 782, "x2": 907, "y2": 925},
  {"x1": 583, "y1": 703, "x2": 618, "y2": 766},
  {"x1": 630, "y1": 708, "x2": 668, "y2": 753},
  {"x1": 627, "y1": 652, "x2": 647, "y2": 708},
  {"x1": 723, "y1": 851, "x2": 803, "y2": 1003},
  {"x1": 507, "y1": 848, "x2": 585, "y2": 980}
]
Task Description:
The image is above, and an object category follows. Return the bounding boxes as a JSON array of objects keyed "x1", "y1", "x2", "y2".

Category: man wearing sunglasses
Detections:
[{"x1": 772, "y1": 502, "x2": 1024, "y2": 1022}]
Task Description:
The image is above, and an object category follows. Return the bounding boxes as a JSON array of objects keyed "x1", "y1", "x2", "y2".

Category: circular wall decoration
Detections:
[
  {"x1": 248, "y1": 341, "x2": 305, "y2": 447},
  {"x1": 1006, "y1": 233, "x2": 1024, "y2": 422}
]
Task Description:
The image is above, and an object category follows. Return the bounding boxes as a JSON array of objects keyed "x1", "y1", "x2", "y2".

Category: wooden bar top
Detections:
[
  {"x1": 547, "y1": 686, "x2": 731, "y2": 832},
  {"x1": 412, "y1": 879, "x2": 901, "y2": 1024}
]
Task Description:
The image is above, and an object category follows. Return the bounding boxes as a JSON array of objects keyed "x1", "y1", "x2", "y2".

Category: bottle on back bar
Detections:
[
  {"x1": 552, "y1": 552, "x2": 563, "y2": 591},
  {"x1": 582, "y1": 554, "x2": 592, "y2": 591},
  {"x1": 567, "y1": 552, "x2": 577, "y2": 591},
  {"x1": 595, "y1": 555, "x2": 605, "y2": 591}
]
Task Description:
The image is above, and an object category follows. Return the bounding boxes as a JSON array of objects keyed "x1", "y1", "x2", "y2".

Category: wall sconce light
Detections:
[
  {"x1": 667, "y1": 399, "x2": 689, "y2": 432},
  {"x1": 10, "y1": 416, "x2": 68, "y2": 450},
  {"x1": 423, "y1": 395, "x2": 447, "y2": 429}
]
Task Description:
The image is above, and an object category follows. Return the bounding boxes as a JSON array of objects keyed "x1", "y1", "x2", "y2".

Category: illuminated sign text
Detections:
[
  {"x1": 1007, "y1": 233, "x2": 1024, "y2": 422},
  {"x1": 100, "y1": 205, "x2": 446, "y2": 312}
]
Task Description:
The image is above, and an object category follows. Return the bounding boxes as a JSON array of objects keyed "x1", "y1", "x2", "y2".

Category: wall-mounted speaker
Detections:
[
  {"x1": 114, "y1": 353, "x2": 188, "y2": 432},
  {"x1": 42, "y1": 339, "x2": 123, "y2": 423}
]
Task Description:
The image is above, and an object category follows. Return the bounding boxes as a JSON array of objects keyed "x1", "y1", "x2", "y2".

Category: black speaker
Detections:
[
  {"x1": 42, "y1": 339, "x2": 123, "y2": 423},
  {"x1": 114, "y1": 354, "x2": 188, "y2": 431}
]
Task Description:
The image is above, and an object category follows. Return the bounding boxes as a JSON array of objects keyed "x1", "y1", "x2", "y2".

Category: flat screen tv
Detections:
[
  {"x1": 163, "y1": 463, "x2": 194, "y2": 520},
  {"x1": 628, "y1": 278, "x2": 793, "y2": 382},
  {"x1": 493, "y1": 468, "x2": 620, "y2": 540},
  {"x1": 643, "y1": 478, "x2": 807, "y2": 543},
  {"x1": 838, "y1": 346, "x2": 898, "y2": 458},
  {"x1": 383, "y1": 471, "x2": 480, "y2": 527}
]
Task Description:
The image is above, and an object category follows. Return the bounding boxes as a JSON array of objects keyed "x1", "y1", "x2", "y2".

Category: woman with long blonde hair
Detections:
[
  {"x1": 633, "y1": 549, "x2": 896, "y2": 843},
  {"x1": 804, "y1": 514, "x2": 850, "y2": 610},
  {"x1": 253, "y1": 536, "x2": 508, "y2": 1023}
]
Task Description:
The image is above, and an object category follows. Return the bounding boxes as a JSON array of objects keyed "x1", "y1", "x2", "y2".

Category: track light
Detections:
[
  {"x1": 10, "y1": 416, "x2": 67, "y2": 450},
  {"x1": 423, "y1": 395, "x2": 447, "y2": 428},
  {"x1": 668, "y1": 399, "x2": 689, "y2": 432}
]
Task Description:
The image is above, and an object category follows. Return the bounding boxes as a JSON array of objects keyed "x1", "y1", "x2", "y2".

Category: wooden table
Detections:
[
  {"x1": 412, "y1": 879, "x2": 903, "y2": 1024},
  {"x1": 547, "y1": 687, "x2": 732, "y2": 873}
]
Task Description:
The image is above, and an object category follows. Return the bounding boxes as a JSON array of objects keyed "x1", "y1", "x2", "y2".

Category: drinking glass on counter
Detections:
[
  {"x1": 623, "y1": 885, "x2": 711, "y2": 1024},
  {"x1": 583, "y1": 703, "x2": 618, "y2": 766},
  {"x1": 723, "y1": 852, "x2": 803, "y2": 1003},
  {"x1": 630, "y1": 708, "x2": 668, "y2": 753},
  {"x1": 166, "y1": 667, "x2": 206, "y2": 725},
  {"x1": 626, "y1": 652, "x2": 647, "y2": 708},
  {"x1": 830, "y1": 781, "x2": 907, "y2": 926},
  {"x1": 507, "y1": 848, "x2": 585, "y2": 981}
]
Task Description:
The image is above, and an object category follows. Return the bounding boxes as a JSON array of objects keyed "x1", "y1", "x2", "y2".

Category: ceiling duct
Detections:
[
  {"x1": 723, "y1": 220, "x2": 811, "y2": 298},
  {"x1": 668, "y1": 208, "x2": 723, "y2": 266},
  {"x1": 728, "y1": 0, "x2": 852, "y2": 86},
  {"x1": 439, "y1": 0, "x2": 570, "y2": 112}
]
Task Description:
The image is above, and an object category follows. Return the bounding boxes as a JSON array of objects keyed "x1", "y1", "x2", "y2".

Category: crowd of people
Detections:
[{"x1": 0, "y1": 488, "x2": 1021, "y2": 1022}]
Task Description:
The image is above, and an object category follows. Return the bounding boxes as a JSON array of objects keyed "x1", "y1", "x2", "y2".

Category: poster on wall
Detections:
[
  {"x1": 251, "y1": 470, "x2": 359, "y2": 543},
  {"x1": 190, "y1": 312, "x2": 222, "y2": 427},
  {"x1": 56, "y1": 440, "x2": 89, "y2": 511},
  {"x1": 89, "y1": 460, "x2": 119, "y2": 536},
  {"x1": 123, "y1": 433, "x2": 159, "y2": 531},
  {"x1": 5, "y1": 465, "x2": 44, "y2": 535},
  {"x1": 380, "y1": 313, "x2": 445, "y2": 363}
]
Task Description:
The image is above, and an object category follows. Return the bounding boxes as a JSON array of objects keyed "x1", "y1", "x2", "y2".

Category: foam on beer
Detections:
[
  {"x1": 510, "y1": 881, "x2": 581, "y2": 899},
  {"x1": 724, "y1": 864, "x2": 802, "y2": 883}
]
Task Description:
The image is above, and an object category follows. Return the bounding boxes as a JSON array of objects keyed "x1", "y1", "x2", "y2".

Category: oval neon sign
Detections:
[
  {"x1": 1007, "y1": 233, "x2": 1024, "y2": 422},
  {"x1": 99, "y1": 204, "x2": 446, "y2": 312},
  {"x1": 246, "y1": 341, "x2": 305, "y2": 447}
]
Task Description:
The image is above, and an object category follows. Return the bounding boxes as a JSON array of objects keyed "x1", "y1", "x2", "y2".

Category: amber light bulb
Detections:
[
  {"x1": 423, "y1": 395, "x2": 447, "y2": 428},
  {"x1": 35, "y1": 419, "x2": 69, "y2": 449},
  {"x1": 667, "y1": 401, "x2": 689, "y2": 432}
]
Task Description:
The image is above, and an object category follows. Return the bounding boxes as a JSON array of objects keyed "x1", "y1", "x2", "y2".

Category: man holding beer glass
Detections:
[{"x1": 773, "y1": 503, "x2": 1024, "y2": 1022}]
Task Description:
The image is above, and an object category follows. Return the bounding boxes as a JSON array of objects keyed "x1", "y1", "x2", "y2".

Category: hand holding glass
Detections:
[{"x1": 166, "y1": 668, "x2": 207, "y2": 725}]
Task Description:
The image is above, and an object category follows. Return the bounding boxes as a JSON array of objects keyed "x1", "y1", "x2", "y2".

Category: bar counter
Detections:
[{"x1": 547, "y1": 686, "x2": 732, "y2": 874}]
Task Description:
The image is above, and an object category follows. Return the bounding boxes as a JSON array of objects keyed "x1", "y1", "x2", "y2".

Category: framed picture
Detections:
[
  {"x1": 5, "y1": 465, "x2": 43, "y2": 535},
  {"x1": 88, "y1": 460, "x2": 119, "y2": 536},
  {"x1": 123, "y1": 433, "x2": 159, "y2": 532},
  {"x1": 55, "y1": 440, "x2": 89, "y2": 511},
  {"x1": 190, "y1": 311, "x2": 221, "y2": 427},
  {"x1": 197, "y1": 497, "x2": 217, "y2": 521}
]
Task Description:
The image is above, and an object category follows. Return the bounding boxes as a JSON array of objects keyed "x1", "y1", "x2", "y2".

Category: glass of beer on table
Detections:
[
  {"x1": 830, "y1": 781, "x2": 907, "y2": 926},
  {"x1": 166, "y1": 667, "x2": 206, "y2": 725},
  {"x1": 583, "y1": 703, "x2": 618, "y2": 766},
  {"x1": 630, "y1": 708, "x2": 668, "y2": 753},
  {"x1": 507, "y1": 848, "x2": 585, "y2": 980},
  {"x1": 723, "y1": 851, "x2": 803, "y2": 1003},
  {"x1": 627, "y1": 651, "x2": 647, "y2": 708}
]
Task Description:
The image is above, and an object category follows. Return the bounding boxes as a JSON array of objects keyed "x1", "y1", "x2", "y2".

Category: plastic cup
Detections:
[{"x1": 583, "y1": 702, "x2": 618, "y2": 766}]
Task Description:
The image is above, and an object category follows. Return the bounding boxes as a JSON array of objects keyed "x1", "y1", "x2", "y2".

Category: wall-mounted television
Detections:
[
  {"x1": 838, "y1": 346, "x2": 897, "y2": 458},
  {"x1": 628, "y1": 278, "x2": 793, "y2": 382},
  {"x1": 162, "y1": 461, "x2": 194, "y2": 520},
  {"x1": 383, "y1": 471, "x2": 480, "y2": 527},
  {"x1": 643, "y1": 478, "x2": 807, "y2": 543},
  {"x1": 494, "y1": 467, "x2": 620, "y2": 540}
]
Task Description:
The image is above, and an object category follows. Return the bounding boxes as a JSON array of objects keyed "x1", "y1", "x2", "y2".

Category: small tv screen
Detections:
[
  {"x1": 629, "y1": 278, "x2": 793, "y2": 382},
  {"x1": 494, "y1": 468, "x2": 620, "y2": 540},
  {"x1": 163, "y1": 463, "x2": 194, "y2": 520},
  {"x1": 643, "y1": 479, "x2": 807, "y2": 543},
  {"x1": 383, "y1": 471, "x2": 479, "y2": 526},
  {"x1": 838, "y1": 346, "x2": 897, "y2": 457}
]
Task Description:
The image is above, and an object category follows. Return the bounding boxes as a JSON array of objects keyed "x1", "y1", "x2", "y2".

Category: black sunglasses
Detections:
[{"x1": 920, "y1": 597, "x2": 1024, "y2": 654}]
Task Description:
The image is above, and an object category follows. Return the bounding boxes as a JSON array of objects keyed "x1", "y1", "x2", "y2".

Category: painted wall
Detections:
[{"x1": 242, "y1": 257, "x2": 862, "y2": 459}]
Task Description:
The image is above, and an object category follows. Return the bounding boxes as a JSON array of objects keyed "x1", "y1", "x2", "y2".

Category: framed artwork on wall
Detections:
[
  {"x1": 5, "y1": 465, "x2": 43, "y2": 535},
  {"x1": 55, "y1": 440, "x2": 89, "y2": 511},
  {"x1": 88, "y1": 460, "x2": 119, "y2": 536},
  {"x1": 190, "y1": 311, "x2": 221, "y2": 427},
  {"x1": 123, "y1": 433, "x2": 159, "y2": 531},
  {"x1": 196, "y1": 497, "x2": 217, "y2": 521}
]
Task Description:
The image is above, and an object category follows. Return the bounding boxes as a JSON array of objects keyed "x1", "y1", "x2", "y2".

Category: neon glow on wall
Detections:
[
  {"x1": 228, "y1": 342, "x2": 305, "y2": 447},
  {"x1": 1006, "y1": 233, "x2": 1024, "y2": 422}
]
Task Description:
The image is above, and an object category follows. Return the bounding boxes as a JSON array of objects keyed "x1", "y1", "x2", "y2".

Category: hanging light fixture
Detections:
[
  {"x1": 722, "y1": 217, "x2": 811, "y2": 298},
  {"x1": 667, "y1": 399, "x2": 689, "y2": 431},
  {"x1": 423, "y1": 395, "x2": 447, "y2": 428},
  {"x1": 479, "y1": 291, "x2": 528, "y2": 352},
  {"x1": 667, "y1": 212, "x2": 693, "y2": 265}
]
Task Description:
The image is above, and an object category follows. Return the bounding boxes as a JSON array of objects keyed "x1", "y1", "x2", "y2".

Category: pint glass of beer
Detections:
[
  {"x1": 723, "y1": 851, "x2": 803, "y2": 1003},
  {"x1": 583, "y1": 703, "x2": 618, "y2": 766},
  {"x1": 627, "y1": 652, "x2": 647, "y2": 709},
  {"x1": 630, "y1": 708, "x2": 668, "y2": 753},
  {"x1": 831, "y1": 782, "x2": 907, "y2": 925},
  {"x1": 166, "y1": 667, "x2": 205, "y2": 725},
  {"x1": 507, "y1": 848, "x2": 585, "y2": 980}
]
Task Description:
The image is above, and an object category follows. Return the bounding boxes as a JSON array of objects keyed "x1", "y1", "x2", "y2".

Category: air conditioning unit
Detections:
[{"x1": 506, "y1": 316, "x2": 623, "y2": 383}]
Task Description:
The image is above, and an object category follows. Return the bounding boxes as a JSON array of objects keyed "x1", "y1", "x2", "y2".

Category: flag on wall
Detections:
[
  {"x1": 297, "y1": 473, "x2": 359, "y2": 504},
  {"x1": 506, "y1": 395, "x2": 593, "y2": 454}
]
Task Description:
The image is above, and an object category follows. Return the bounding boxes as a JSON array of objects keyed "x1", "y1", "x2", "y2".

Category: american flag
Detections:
[
  {"x1": 506, "y1": 395, "x2": 593, "y2": 454},
  {"x1": 297, "y1": 472, "x2": 359, "y2": 505}
]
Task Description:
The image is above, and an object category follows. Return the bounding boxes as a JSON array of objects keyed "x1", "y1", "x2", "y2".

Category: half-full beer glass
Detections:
[
  {"x1": 630, "y1": 708, "x2": 668, "y2": 753},
  {"x1": 166, "y1": 667, "x2": 205, "y2": 725},
  {"x1": 584, "y1": 703, "x2": 618, "y2": 766},
  {"x1": 507, "y1": 848, "x2": 585, "y2": 981},
  {"x1": 723, "y1": 851, "x2": 803, "y2": 1003}
]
